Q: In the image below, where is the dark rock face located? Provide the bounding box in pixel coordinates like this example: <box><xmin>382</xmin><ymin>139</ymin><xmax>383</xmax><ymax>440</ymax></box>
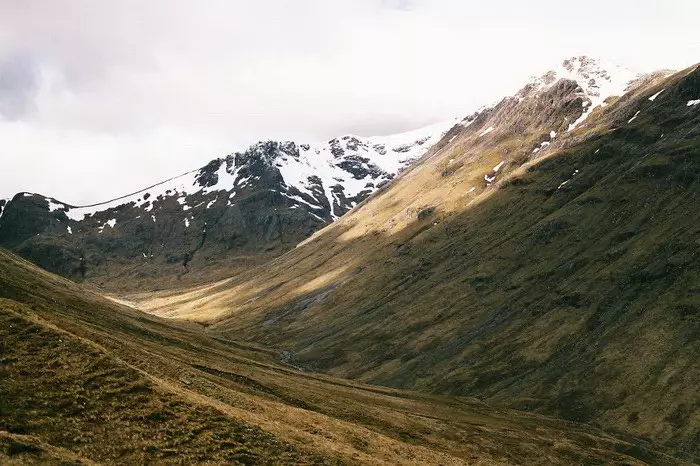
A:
<box><xmin>194</xmin><ymin>159</ymin><xmax>224</xmax><ymax>188</ymax></box>
<box><xmin>336</xmin><ymin>156</ymin><xmax>384</xmax><ymax>181</ymax></box>
<box><xmin>0</xmin><ymin>174</ymin><xmax>326</xmax><ymax>291</ymax></box>
<box><xmin>487</xmin><ymin>79</ymin><xmax>588</xmax><ymax>139</ymax></box>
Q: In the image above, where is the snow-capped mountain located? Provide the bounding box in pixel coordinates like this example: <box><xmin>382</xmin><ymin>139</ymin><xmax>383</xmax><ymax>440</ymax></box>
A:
<box><xmin>0</xmin><ymin>56</ymin><xmax>656</xmax><ymax>290</ymax></box>
<box><xmin>46</xmin><ymin>120</ymin><xmax>454</xmax><ymax>224</ymax></box>
<box><xmin>518</xmin><ymin>56</ymin><xmax>639</xmax><ymax>130</ymax></box>
<box><xmin>0</xmin><ymin>121</ymin><xmax>454</xmax><ymax>289</ymax></box>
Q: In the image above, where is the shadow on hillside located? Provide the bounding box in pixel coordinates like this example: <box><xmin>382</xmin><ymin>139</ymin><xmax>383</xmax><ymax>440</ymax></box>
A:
<box><xmin>202</xmin><ymin>67</ymin><xmax>700</xmax><ymax>460</ymax></box>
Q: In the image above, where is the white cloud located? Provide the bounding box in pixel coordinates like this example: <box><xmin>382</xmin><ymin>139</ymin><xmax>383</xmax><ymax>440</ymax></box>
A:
<box><xmin>1</xmin><ymin>0</ymin><xmax>699</xmax><ymax>203</ymax></box>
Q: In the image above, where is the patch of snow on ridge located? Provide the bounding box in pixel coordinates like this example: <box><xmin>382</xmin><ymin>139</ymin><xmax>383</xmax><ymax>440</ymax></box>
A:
<box><xmin>0</xmin><ymin>198</ymin><xmax>8</xmax><ymax>221</ymax></box>
<box><xmin>526</xmin><ymin>56</ymin><xmax>638</xmax><ymax>132</ymax></box>
<box><xmin>562</xmin><ymin>57</ymin><xmax>638</xmax><ymax>131</ymax></box>
<box><xmin>649</xmin><ymin>89</ymin><xmax>665</xmax><ymax>101</ymax></box>
<box><xmin>277</xmin><ymin>119</ymin><xmax>456</xmax><ymax>219</ymax></box>
<box><xmin>47</xmin><ymin>199</ymin><xmax>65</xmax><ymax>213</ymax></box>
<box><xmin>202</xmin><ymin>160</ymin><xmax>240</xmax><ymax>195</ymax></box>
<box><xmin>628</xmin><ymin>111</ymin><xmax>641</xmax><ymax>123</ymax></box>
<box><xmin>688</xmin><ymin>99</ymin><xmax>700</xmax><ymax>107</ymax></box>
<box><xmin>98</xmin><ymin>218</ymin><xmax>117</xmax><ymax>233</ymax></box>
<box><xmin>479</xmin><ymin>126</ymin><xmax>495</xmax><ymax>137</ymax></box>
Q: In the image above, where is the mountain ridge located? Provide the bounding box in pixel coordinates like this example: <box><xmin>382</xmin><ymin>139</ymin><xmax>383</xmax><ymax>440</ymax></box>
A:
<box><xmin>0</xmin><ymin>120</ymin><xmax>453</xmax><ymax>290</ymax></box>
<box><xmin>130</xmin><ymin>59</ymin><xmax>700</xmax><ymax>460</ymax></box>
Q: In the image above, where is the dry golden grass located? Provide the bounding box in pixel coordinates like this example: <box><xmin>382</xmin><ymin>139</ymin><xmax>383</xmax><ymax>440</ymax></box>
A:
<box><xmin>0</xmin><ymin>248</ymin><xmax>681</xmax><ymax>464</ymax></box>
<box><xmin>121</xmin><ymin>65</ymin><xmax>700</xmax><ymax>462</ymax></box>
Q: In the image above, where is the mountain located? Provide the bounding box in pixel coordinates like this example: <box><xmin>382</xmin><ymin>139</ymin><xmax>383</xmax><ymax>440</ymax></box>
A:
<box><xmin>134</xmin><ymin>57</ymin><xmax>700</xmax><ymax>460</ymax></box>
<box><xmin>0</xmin><ymin>121</ymin><xmax>452</xmax><ymax>291</ymax></box>
<box><xmin>1</xmin><ymin>248</ymin><xmax>678</xmax><ymax>464</ymax></box>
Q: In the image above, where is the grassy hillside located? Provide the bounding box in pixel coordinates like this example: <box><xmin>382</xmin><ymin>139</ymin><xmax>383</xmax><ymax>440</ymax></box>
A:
<box><xmin>0</xmin><ymin>249</ymin><xmax>685</xmax><ymax>464</ymax></box>
<box><xmin>134</xmin><ymin>64</ymin><xmax>700</xmax><ymax>460</ymax></box>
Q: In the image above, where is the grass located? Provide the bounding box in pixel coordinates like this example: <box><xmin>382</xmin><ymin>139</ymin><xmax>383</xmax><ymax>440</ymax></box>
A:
<box><xmin>127</xmin><ymin>65</ymin><xmax>700</xmax><ymax>461</ymax></box>
<box><xmin>0</xmin><ymin>248</ymin><xmax>684</xmax><ymax>464</ymax></box>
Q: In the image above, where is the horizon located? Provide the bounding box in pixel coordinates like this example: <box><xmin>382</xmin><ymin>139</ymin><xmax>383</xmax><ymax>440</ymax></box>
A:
<box><xmin>1</xmin><ymin>0</ymin><xmax>699</xmax><ymax>203</ymax></box>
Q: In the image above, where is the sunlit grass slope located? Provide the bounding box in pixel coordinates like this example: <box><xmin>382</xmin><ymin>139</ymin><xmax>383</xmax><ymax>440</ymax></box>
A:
<box><xmin>134</xmin><ymin>64</ymin><xmax>700</xmax><ymax>461</ymax></box>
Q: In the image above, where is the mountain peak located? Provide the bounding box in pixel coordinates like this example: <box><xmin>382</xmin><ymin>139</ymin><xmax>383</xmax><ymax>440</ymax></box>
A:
<box><xmin>519</xmin><ymin>56</ymin><xmax>639</xmax><ymax>130</ymax></box>
<box><xmin>531</xmin><ymin>56</ymin><xmax>637</xmax><ymax>97</ymax></box>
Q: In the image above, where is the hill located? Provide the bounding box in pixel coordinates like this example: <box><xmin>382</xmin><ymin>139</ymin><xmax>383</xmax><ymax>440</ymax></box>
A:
<box><xmin>132</xmin><ymin>58</ymin><xmax>700</xmax><ymax>460</ymax></box>
<box><xmin>1</xmin><ymin>248</ymin><xmax>682</xmax><ymax>464</ymax></box>
<box><xmin>0</xmin><ymin>122</ymin><xmax>451</xmax><ymax>292</ymax></box>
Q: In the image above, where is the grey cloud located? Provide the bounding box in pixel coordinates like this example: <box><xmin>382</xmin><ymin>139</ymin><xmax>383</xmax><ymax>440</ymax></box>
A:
<box><xmin>0</xmin><ymin>55</ymin><xmax>38</xmax><ymax>120</ymax></box>
<box><xmin>0</xmin><ymin>0</ymin><xmax>698</xmax><ymax>204</ymax></box>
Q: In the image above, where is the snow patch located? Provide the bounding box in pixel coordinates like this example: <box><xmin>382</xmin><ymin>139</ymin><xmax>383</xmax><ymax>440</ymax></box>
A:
<box><xmin>98</xmin><ymin>218</ymin><xmax>117</xmax><ymax>233</ymax></box>
<box><xmin>648</xmin><ymin>89</ymin><xmax>665</xmax><ymax>101</ymax></box>
<box><xmin>524</xmin><ymin>56</ymin><xmax>640</xmax><ymax>132</ymax></box>
<box><xmin>47</xmin><ymin>199</ymin><xmax>65</xmax><ymax>213</ymax></box>
<box><xmin>0</xmin><ymin>199</ymin><xmax>9</xmax><ymax>222</ymax></box>
<box><xmin>628</xmin><ymin>111</ymin><xmax>641</xmax><ymax>123</ymax></box>
<box><xmin>479</xmin><ymin>126</ymin><xmax>495</xmax><ymax>137</ymax></box>
<box><xmin>557</xmin><ymin>169</ymin><xmax>580</xmax><ymax>190</ymax></box>
<box><xmin>688</xmin><ymin>99</ymin><xmax>700</xmax><ymax>107</ymax></box>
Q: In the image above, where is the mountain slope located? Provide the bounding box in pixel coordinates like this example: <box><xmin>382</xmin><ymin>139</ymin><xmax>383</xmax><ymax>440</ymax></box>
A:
<box><xmin>134</xmin><ymin>58</ymin><xmax>700</xmax><ymax>460</ymax></box>
<box><xmin>0</xmin><ymin>248</ymin><xmax>680</xmax><ymax>465</ymax></box>
<box><xmin>0</xmin><ymin>122</ymin><xmax>452</xmax><ymax>291</ymax></box>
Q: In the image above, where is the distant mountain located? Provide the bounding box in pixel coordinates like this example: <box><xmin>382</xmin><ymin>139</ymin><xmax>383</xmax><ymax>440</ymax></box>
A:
<box><xmin>147</xmin><ymin>57</ymin><xmax>700</xmax><ymax>460</ymax></box>
<box><xmin>0</xmin><ymin>122</ymin><xmax>453</xmax><ymax>290</ymax></box>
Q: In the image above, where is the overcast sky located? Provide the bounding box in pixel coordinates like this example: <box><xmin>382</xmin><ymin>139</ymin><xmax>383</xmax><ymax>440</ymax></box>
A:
<box><xmin>1</xmin><ymin>0</ymin><xmax>698</xmax><ymax>204</ymax></box>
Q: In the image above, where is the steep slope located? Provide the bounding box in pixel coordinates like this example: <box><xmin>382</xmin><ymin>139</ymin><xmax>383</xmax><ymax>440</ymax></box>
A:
<box><xmin>136</xmin><ymin>58</ymin><xmax>700</xmax><ymax>460</ymax></box>
<box><xmin>0</xmin><ymin>249</ymin><xmax>678</xmax><ymax>465</ymax></box>
<box><xmin>0</xmin><ymin>122</ymin><xmax>451</xmax><ymax>291</ymax></box>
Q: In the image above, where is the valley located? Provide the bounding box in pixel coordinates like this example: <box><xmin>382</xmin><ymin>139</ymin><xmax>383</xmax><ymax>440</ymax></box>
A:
<box><xmin>0</xmin><ymin>250</ymin><xmax>677</xmax><ymax>464</ymax></box>
<box><xmin>2</xmin><ymin>56</ymin><xmax>700</xmax><ymax>464</ymax></box>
